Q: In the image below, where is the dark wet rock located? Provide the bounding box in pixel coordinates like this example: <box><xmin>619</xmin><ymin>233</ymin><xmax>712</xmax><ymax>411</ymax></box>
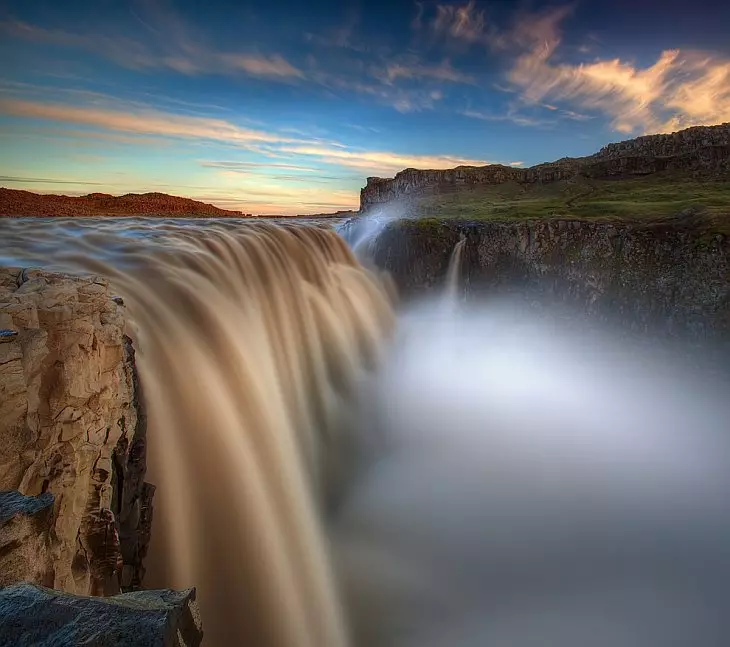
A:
<box><xmin>371</xmin><ymin>218</ymin><xmax>730</xmax><ymax>345</ymax></box>
<box><xmin>0</xmin><ymin>583</ymin><xmax>203</xmax><ymax>647</ymax></box>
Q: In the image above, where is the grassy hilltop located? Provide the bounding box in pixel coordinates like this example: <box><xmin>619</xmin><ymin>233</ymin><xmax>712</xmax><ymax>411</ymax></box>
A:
<box><xmin>406</xmin><ymin>173</ymin><xmax>730</xmax><ymax>233</ymax></box>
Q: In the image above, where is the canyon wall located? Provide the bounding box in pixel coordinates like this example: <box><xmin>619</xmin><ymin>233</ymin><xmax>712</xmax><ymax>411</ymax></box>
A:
<box><xmin>0</xmin><ymin>268</ymin><xmax>152</xmax><ymax>596</ymax></box>
<box><xmin>360</xmin><ymin>123</ymin><xmax>730</xmax><ymax>210</ymax></box>
<box><xmin>370</xmin><ymin>218</ymin><xmax>730</xmax><ymax>344</ymax></box>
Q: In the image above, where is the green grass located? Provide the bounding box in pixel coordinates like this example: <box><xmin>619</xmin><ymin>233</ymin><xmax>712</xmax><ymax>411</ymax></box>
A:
<box><xmin>409</xmin><ymin>174</ymin><xmax>730</xmax><ymax>234</ymax></box>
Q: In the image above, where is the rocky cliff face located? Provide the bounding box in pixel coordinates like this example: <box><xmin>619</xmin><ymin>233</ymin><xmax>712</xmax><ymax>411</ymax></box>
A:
<box><xmin>370</xmin><ymin>218</ymin><xmax>730</xmax><ymax>344</ymax></box>
<box><xmin>0</xmin><ymin>268</ymin><xmax>152</xmax><ymax>596</ymax></box>
<box><xmin>360</xmin><ymin>123</ymin><xmax>730</xmax><ymax>210</ymax></box>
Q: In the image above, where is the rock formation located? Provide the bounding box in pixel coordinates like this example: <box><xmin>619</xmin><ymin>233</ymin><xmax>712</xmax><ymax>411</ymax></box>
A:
<box><xmin>370</xmin><ymin>218</ymin><xmax>730</xmax><ymax>344</ymax></box>
<box><xmin>0</xmin><ymin>583</ymin><xmax>203</xmax><ymax>647</ymax></box>
<box><xmin>0</xmin><ymin>491</ymin><xmax>55</xmax><ymax>588</ymax></box>
<box><xmin>0</xmin><ymin>188</ymin><xmax>245</xmax><ymax>218</ymax></box>
<box><xmin>360</xmin><ymin>123</ymin><xmax>730</xmax><ymax>210</ymax></box>
<box><xmin>0</xmin><ymin>268</ymin><xmax>152</xmax><ymax>596</ymax></box>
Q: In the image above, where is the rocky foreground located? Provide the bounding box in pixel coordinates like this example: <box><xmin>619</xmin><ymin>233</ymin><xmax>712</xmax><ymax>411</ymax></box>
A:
<box><xmin>0</xmin><ymin>188</ymin><xmax>249</xmax><ymax>218</ymax></box>
<box><xmin>0</xmin><ymin>269</ymin><xmax>202</xmax><ymax>645</ymax></box>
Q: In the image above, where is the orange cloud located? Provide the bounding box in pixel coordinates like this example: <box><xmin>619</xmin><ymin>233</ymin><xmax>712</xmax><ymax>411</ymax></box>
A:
<box><xmin>278</xmin><ymin>145</ymin><xmax>500</xmax><ymax>173</ymax></box>
<box><xmin>0</xmin><ymin>98</ymin><xmax>303</xmax><ymax>146</ymax></box>
<box><xmin>504</xmin><ymin>6</ymin><xmax>730</xmax><ymax>134</ymax></box>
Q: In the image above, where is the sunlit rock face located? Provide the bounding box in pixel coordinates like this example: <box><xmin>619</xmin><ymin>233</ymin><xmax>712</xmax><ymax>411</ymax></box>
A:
<box><xmin>360</xmin><ymin>123</ymin><xmax>730</xmax><ymax>211</ymax></box>
<box><xmin>368</xmin><ymin>218</ymin><xmax>730</xmax><ymax>344</ymax></box>
<box><xmin>0</xmin><ymin>268</ymin><xmax>150</xmax><ymax>596</ymax></box>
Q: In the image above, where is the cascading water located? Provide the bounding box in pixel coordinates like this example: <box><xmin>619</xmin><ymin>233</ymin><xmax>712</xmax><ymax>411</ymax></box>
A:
<box><xmin>1</xmin><ymin>216</ymin><xmax>729</xmax><ymax>646</ymax></box>
<box><xmin>444</xmin><ymin>234</ymin><xmax>466</xmax><ymax>304</ymax></box>
<box><xmin>69</xmin><ymin>222</ymin><xmax>395</xmax><ymax>647</ymax></box>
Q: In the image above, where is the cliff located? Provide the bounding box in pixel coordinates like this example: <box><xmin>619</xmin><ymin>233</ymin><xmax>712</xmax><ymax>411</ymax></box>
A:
<box><xmin>0</xmin><ymin>189</ymin><xmax>246</xmax><ymax>218</ymax></box>
<box><xmin>0</xmin><ymin>268</ymin><xmax>151</xmax><ymax>596</ymax></box>
<box><xmin>360</xmin><ymin>123</ymin><xmax>730</xmax><ymax>211</ymax></box>
<box><xmin>370</xmin><ymin>218</ymin><xmax>730</xmax><ymax>344</ymax></box>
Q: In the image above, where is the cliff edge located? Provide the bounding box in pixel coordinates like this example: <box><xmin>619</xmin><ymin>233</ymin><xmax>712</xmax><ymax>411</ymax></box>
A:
<box><xmin>360</xmin><ymin>123</ymin><xmax>730</xmax><ymax>211</ymax></box>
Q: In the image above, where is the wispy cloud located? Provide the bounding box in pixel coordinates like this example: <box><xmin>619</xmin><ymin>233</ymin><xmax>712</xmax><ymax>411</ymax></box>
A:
<box><xmin>0</xmin><ymin>98</ymin><xmax>305</xmax><ymax>147</ymax></box>
<box><xmin>1</xmin><ymin>18</ymin><xmax>303</xmax><ymax>81</ymax></box>
<box><xmin>200</xmin><ymin>161</ymin><xmax>322</xmax><ymax>172</ymax></box>
<box><xmin>461</xmin><ymin>109</ymin><xmax>553</xmax><ymax>129</ymax></box>
<box><xmin>0</xmin><ymin>96</ymin><xmax>517</xmax><ymax>179</ymax></box>
<box><xmin>503</xmin><ymin>5</ymin><xmax>730</xmax><ymax>134</ymax></box>
<box><xmin>276</xmin><ymin>145</ymin><xmax>502</xmax><ymax>174</ymax></box>
<box><xmin>431</xmin><ymin>1</ymin><xmax>488</xmax><ymax>44</ymax></box>
<box><xmin>376</xmin><ymin>59</ymin><xmax>473</xmax><ymax>84</ymax></box>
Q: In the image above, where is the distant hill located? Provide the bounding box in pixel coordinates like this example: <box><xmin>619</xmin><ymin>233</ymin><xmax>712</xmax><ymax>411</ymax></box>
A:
<box><xmin>0</xmin><ymin>189</ymin><xmax>250</xmax><ymax>218</ymax></box>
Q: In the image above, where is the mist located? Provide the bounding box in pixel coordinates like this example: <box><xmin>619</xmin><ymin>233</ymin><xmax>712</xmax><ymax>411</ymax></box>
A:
<box><xmin>334</xmin><ymin>297</ymin><xmax>730</xmax><ymax>647</ymax></box>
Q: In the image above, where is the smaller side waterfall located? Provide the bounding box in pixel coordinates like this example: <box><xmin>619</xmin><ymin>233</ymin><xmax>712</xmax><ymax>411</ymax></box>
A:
<box><xmin>444</xmin><ymin>234</ymin><xmax>466</xmax><ymax>305</ymax></box>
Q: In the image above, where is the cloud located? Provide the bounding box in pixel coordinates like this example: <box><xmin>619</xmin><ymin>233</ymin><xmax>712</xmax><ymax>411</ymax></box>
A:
<box><xmin>200</xmin><ymin>161</ymin><xmax>321</xmax><ymax>172</ymax></box>
<box><xmin>311</xmin><ymin>69</ymin><xmax>447</xmax><ymax>113</ymax></box>
<box><xmin>377</xmin><ymin>59</ymin><xmax>474</xmax><ymax>84</ymax></box>
<box><xmin>277</xmin><ymin>145</ymin><xmax>503</xmax><ymax>174</ymax></box>
<box><xmin>432</xmin><ymin>1</ymin><xmax>488</xmax><ymax>44</ymax></box>
<box><xmin>0</xmin><ymin>98</ymin><xmax>305</xmax><ymax>147</ymax></box>
<box><xmin>503</xmin><ymin>6</ymin><xmax>730</xmax><ymax>134</ymax></box>
<box><xmin>215</xmin><ymin>54</ymin><xmax>304</xmax><ymax>78</ymax></box>
<box><xmin>1</xmin><ymin>19</ymin><xmax>303</xmax><ymax>81</ymax></box>
<box><xmin>0</xmin><ymin>95</ymin><xmax>518</xmax><ymax>181</ymax></box>
<box><xmin>461</xmin><ymin>109</ymin><xmax>553</xmax><ymax>129</ymax></box>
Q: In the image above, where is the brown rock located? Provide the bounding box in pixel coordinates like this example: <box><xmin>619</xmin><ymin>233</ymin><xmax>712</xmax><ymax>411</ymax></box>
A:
<box><xmin>0</xmin><ymin>268</ymin><xmax>152</xmax><ymax>595</ymax></box>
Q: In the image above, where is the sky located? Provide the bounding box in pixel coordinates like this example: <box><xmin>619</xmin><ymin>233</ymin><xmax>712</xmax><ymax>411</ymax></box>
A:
<box><xmin>0</xmin><ymin>0</ymin><xmax>729</xmax><ymax>215</ymax></box>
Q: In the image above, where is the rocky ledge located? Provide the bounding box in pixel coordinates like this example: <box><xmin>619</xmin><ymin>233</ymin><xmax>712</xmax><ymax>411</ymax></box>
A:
<box><xmin>360</xmin><ymin>123</ymin><xmax>730</xmax><ymax>210</ymax></box>
<box><xmin>0</xmin><ymin>268</ymin><xmax>151</xmax><ymax>595</ymax></box>
<box><xmin>0</xmin><ymin>583</ymin><xmax>202</xmax><ymax>647</ymax></box>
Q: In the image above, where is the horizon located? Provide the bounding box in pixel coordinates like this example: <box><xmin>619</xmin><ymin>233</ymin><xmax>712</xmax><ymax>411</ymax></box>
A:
<box><xmin>1</xmin><ymin>0</ymin><xmax>729</xmax><ymax>215</ymax></box>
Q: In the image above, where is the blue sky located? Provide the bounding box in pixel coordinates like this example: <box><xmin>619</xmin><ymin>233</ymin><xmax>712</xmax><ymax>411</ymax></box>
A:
<box><xmin>1</xmin><ymin>0</ymin><xmax>729</xmax><ymax>214</ymax></box>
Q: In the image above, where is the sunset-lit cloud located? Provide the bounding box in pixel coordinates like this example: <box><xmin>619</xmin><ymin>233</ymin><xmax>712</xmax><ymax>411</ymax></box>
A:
<box><xmin>277</xmin><ymin>145</ymin><xmax>499</xmax><ymax>174</ymax></box>
<box><xmin>0</xmin><ymin>98</ymin><xmax>304</xmax><ymax>146</ymax></box>
<box><xmin>504</xmin><ymin>6</ymin><xmax>730</xmax><ymax>134</ymax></box>
<box><xmin>0</xmin><ymin>97</ymin><xmax>510</xmax><ymax>173</ymax></box>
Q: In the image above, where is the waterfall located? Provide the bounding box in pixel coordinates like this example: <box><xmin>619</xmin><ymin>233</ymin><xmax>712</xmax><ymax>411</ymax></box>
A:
<box><xmin>444</xmin><ymin>234</ymin><xmax>466</xmax><ymax>304</ymax></box>
<box><xmin>66</xmin><ymin>222</ymin><xmax>395</xmax><ymax>647</ymax></box>
<box><xmin>2</xmin><ymin>216</ymin><xmax>730</xmax><ymax>646</ymax></box>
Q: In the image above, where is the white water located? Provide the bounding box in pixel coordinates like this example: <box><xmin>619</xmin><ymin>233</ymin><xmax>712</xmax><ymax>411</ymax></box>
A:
<box><xmin>1</xmin><ymin>217</ymin><xmax>729</xmax><ymax>646</ymax></box>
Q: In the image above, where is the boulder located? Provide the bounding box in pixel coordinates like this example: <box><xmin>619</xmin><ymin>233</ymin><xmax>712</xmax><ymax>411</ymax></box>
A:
<box><xmin>0</xmin><ymin>583</ymin><xmax>203</xmax><ymax>647</ymax></box>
